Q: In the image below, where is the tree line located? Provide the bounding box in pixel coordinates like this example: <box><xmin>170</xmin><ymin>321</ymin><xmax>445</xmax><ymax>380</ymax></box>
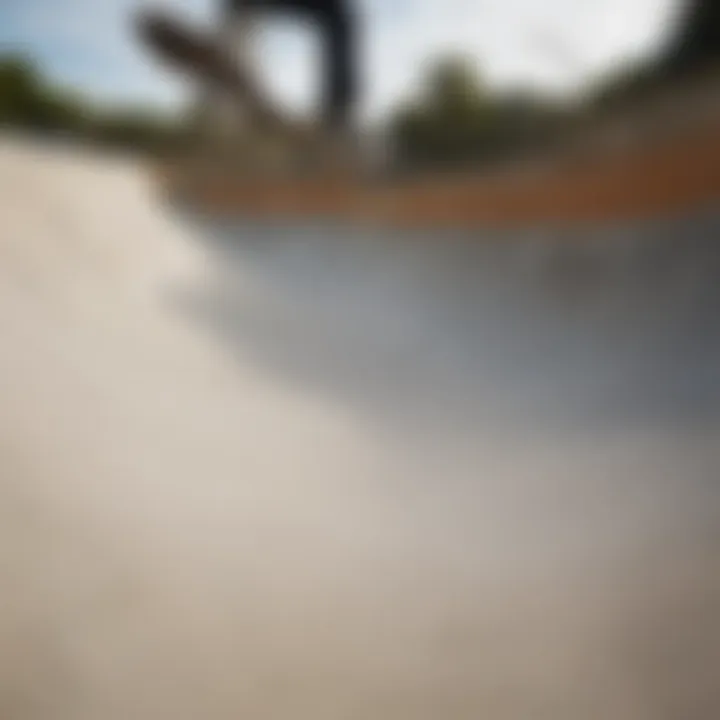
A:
<box><xmin>0</xmin><ymin>55</ymin><xmax>187</xmax><ymax>153</ymax></box>
<box><xmin>387</xmin><ymin>0</ymin><xmax>719</xmax><ymax>171</ymax></box>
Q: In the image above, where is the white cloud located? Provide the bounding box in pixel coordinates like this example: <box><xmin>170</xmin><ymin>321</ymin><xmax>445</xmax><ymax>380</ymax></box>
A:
<box><xmin>358</xmin><ymin>0</ymin><xmax>678</xmax><ymax>116</ymax></box>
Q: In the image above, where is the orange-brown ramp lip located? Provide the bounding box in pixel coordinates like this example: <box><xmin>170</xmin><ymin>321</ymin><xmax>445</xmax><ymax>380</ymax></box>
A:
<box><xmin>158</xmin><ymin>116</ymin><xmax>720</xmax><ymax>230</ymax></box>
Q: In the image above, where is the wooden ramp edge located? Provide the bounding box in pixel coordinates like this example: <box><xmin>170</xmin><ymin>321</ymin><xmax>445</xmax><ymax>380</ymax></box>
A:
<box><xmin>156</xmin><ymin>112</ymin><xmax>720</xmax><ymax>230</ymax></box>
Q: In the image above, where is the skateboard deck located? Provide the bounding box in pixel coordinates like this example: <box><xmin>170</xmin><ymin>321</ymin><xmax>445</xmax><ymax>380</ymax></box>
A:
<box><xmin>135</xmin><ymin>10</ymin><xmax>292</xmax><ymax>133</ymax></box>
<box><xmin>135</xmin><ymin>9</ymin><xmax>365</xmax><ymax>175</ymax></box>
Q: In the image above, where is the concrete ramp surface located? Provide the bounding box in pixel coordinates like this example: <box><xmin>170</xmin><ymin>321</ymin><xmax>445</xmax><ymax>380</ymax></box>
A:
<box><xmin>1</xmin><ymin>137</ymin><xmax>719</xmax><ymax>719</ymax></box>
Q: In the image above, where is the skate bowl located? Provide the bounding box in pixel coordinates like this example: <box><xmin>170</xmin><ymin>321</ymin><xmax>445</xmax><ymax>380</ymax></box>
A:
<box><xmin>1</xmin><ymin>133</ymin><xmax>719</xmax><ymax>719</ymax></box>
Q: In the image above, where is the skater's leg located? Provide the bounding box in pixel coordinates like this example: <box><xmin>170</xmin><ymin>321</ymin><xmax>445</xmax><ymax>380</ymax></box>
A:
<box><xmin>224</xmin><ymin>0</ymin><xmax>358</xmax><ymax>131</ymax></box>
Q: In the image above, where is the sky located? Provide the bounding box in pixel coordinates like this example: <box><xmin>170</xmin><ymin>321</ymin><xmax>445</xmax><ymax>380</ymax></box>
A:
<box><xmin>0</xmin><ymin>0</ymin><xmax>682</xmax><ymax>119</ymax></box>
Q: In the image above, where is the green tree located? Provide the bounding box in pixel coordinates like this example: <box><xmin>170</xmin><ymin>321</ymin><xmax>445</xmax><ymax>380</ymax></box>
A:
<box><xmin>0</xmin><ymin>55</ymin><xmax>90</xmax><ymax>132</ymax></box>
<box><xmin>423</xmin><ymin>57</ymin><xmax>486</xmax><ymax>113</ymax></box>
<box><xmin>0</xmin><ymin>53</ymin><xmax>186</xmax><ymax>153</ymax></box>
<box><xmin>388</xmin><ymin>55</ymin><xmax>566</xmax><ymax>171</ymax></box>
<box><xmin>389</xmin><ymin>55</ymin><xmax>497</xmax><ymax>170</ymax></box>
<box><xmin>0</xmin><ymin>56</ymin><xmax>43</xmax><ymax>124</ymax></box>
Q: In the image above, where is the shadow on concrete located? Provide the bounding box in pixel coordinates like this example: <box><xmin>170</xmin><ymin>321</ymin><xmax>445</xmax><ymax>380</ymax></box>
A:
<box><xmin>163</xmin><ymin>203</ymin><xmax>720</xmax><ymax>441</ymax></box>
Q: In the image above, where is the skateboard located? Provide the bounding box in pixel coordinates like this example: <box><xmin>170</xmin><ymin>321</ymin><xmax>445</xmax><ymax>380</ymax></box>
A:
<box><xmin>134</xmin><ymin>8</ymin><xmax>362</xmax><ymax>177</ymax></box>
<box><xmin>135</xmin><ymin>9</ymin><xmax>294</xmax><ymax>134</ymax></box>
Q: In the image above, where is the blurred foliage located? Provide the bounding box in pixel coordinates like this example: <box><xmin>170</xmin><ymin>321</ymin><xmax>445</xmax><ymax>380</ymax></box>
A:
<box><xmin>0</xmin><ymin>54</ymin><xmax>187</xmax><ymax>154</ymax></box>
<box><xmin>0</xmin><ymin>56</ymin><xmax>85</xmax><ymax>131</ymax></box>
<box><xmin>388</xmin><ymin>56</ymin><xmax>570</xmax><ymax>171</ymax></box>
<box><xmin>89</xmin><ymin>109</ymin><xmax>188</xmax><ymax>153</ymax></box>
